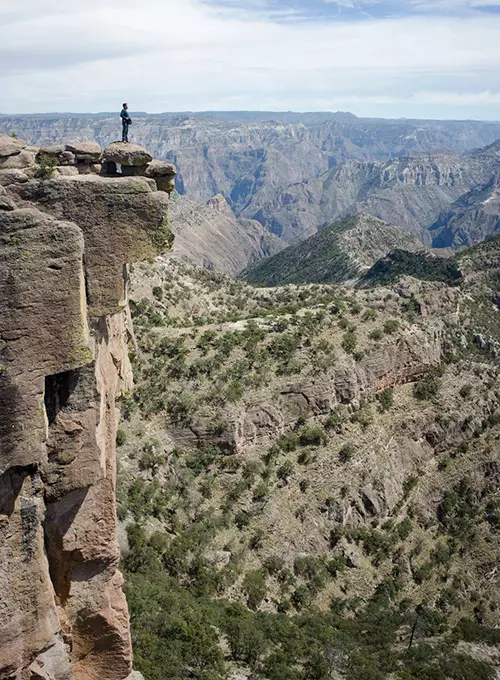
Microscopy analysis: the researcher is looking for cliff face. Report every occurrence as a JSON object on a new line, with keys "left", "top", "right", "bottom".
{"left": 0, "top": 135, "right": 173, "bottom": 680}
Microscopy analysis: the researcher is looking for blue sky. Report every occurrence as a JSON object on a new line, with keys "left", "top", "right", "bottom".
{"left": 0, "top": 0, "right": 499, "bottom": 120}
{"left": 208, "top": 0, "right": 500, "bottom": 21}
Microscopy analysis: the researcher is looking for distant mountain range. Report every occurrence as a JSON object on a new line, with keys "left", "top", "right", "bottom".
{"left": 3, "top": 111, "right": 499, "bottom": 257}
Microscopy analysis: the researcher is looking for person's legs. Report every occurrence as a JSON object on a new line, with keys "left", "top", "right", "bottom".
{"left": 122, "top": 122, "right": 128, "bottom": 142}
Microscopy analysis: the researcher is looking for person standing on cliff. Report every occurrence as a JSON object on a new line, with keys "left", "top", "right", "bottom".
{"left": 120, "top": 103, "right": 132, "bottom": 143}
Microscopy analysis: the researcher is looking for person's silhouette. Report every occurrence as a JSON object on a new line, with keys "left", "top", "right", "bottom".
{"left": 120, "top": 103, "right": 132, "bottom": 143}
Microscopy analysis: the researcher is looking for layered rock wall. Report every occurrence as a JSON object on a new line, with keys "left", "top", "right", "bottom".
{"left": 0, "top": 135, "right": 174, "bottom": 680}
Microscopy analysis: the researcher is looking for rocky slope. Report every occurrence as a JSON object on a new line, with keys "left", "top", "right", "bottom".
{"left": 115, "top": 235, "right": 500, "bottom": 680}
{"left": 430, "top": 170, "right": 500, "bottom": 248}
{"left": 3, "top": 113, "right": 500, "bottom": 252}
{"left": 168, "top": 192, "right": 282, "bottom": 274}
{"left": 242, "top": 213, "right": 422, "bottom": 286}
{"left": 0, "top": 134, "right": 173, "bottom": 680}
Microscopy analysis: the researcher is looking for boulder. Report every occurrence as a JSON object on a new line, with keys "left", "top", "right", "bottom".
{"left": 59, "top": 150, "right": 76, "bottom": 166}
{"left": 0, "top": 149, "right": 36, "bottom": 170}
{"left": 144, "top": 160, "right": 177, "bottom": 194}
{"left": 38, "top": 144, "right": 66, "bottom": 158}
{"left": 0, "top": 133, "right": 27, "bottom": 157}
{"left": 65, "top": 141, "right": 102, "bottom": 162}
{"left": 0, "top": 169, "right": 30, "bottom": 185}
{"left": 0, "top": 186, "right": 16, "bottom": 210}
{"left": 144, "top": 160, "right": 177, "bottom": 178}
{"left": 102, "top": 142, "right": 152, "bottom": 167}
{"left": 123, "top": 672, "right": 145, "bottom": 680}
{"left": 55, "top": 166, "right": 79, "bottom": 176}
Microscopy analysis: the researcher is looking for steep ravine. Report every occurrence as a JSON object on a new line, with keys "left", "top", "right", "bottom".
{"left": 0, "top": 135, "right": 173, "bottom": 680}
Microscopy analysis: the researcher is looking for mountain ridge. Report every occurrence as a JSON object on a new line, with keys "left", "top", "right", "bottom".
{"left": 243, "top": 213, "right": 422, "bottom": 286}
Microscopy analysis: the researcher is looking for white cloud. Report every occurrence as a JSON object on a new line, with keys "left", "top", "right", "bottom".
{"left": 0, "top": 0, "right": 499, "bottom": 119}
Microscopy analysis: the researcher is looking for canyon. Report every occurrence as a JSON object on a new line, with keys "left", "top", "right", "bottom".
{"left": 2, "top": 113, "right": 500, "bottom": 259}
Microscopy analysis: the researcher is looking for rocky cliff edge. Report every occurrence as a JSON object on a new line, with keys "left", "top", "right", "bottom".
{"left": 0, "top": 135, "right": 175, "bottom": 680}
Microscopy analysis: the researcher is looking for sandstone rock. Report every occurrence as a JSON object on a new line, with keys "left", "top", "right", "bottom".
{"left": 0, "top": 471, "right": 62, "bottom": 678}
{"left": 240, "top": 404, "right": 284, "bottom": 442}
{"left": 0, "top": 208, "right": 91, "bottom": 473}
{"left": 29, "top": 637, "right": 74, "bottom": 680}
{"left": 0, "top": 185, "right": 16, "bottom": 210}
{"left": 55, "top": 166, "right": 79, "bottom": 176}
{"left": 280, "top": 381, "right": 336, "bottom": 422}
{"left": 90, "top": 164, "right": 102, "bottom": 174}
{"left": 0, "top": 145, "right": 171, "bottom": 680}
{"left": 76, "top": 162, "right": 92, "bottom": 175}
{"left": 59, "top": 150, "right": 76, "bottom": 166}
{"left": 145, "top": 160, "right": 177, "bottom": 178}
{"left": 102, "top": 142, "right": 152, "bottom": 167}
{"left": 0, "top": 133, "right": 27, "bottom": 157}
{"left": 123, "top": 672, "right": 145, "bottom": 680}
{"left": 207, "top": 193, "right": 234, "bottom": 216}
{"left": 13, "top": 175, "right": 173, "bottom": 317}
{"left": 142, "top": 161, "right": 176, "bottom": 192}
{"left": 121, "top": 165, "right": 146, "bottom": 177}
{"left": 0, "top": 149, "right": 36, "bottom": 169}
{"left": 39, "top": 144, "right": 66, "bottom": 157}
{"left": 65, "top": 142, "right": 102, "bottom": 162}
{"left": 0, "top": 169, "right": 30, "bottom": 185}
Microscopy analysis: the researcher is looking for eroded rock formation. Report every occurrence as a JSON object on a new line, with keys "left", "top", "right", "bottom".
{"left": 0, "top": 134, "right": 174, "bottom": 680}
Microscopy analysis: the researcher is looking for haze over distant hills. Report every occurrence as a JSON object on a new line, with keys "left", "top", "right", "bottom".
{"left": 3, "top": 111, "right": 499, "bottom": 256}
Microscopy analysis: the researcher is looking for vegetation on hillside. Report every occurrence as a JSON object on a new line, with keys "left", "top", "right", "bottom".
{"left": 119, "top": 247, "right": 500, "bottom": 680}
{"left": 242, "top": 214, "right": 420, "bottom": 287}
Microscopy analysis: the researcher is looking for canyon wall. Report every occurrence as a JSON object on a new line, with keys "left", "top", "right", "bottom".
{"left": 0, "top": 135, "right": 173, "bottom": 680}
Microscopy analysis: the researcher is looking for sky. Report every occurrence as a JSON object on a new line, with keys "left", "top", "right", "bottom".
{"left": 1, "top": 0, "right": 500, "bottom": 120}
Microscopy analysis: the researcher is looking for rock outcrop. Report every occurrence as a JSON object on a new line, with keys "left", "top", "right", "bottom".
{"left": 0, "top": 139, "right": 174, "bottom": 680}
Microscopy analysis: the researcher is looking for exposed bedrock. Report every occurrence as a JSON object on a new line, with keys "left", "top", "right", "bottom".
{"left": 0, "top": 146, "right": 173, "bottom": 680}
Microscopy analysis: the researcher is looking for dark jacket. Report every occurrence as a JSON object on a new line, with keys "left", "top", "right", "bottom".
{"left": 120, "top": 109, "right": 131, "bottom": 125}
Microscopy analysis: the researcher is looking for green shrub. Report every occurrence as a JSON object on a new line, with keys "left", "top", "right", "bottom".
{"left": 326, "top": 555, "right": 347, "bottom": 577}
{"left": 36, "top": 154, "right": 57, "bottom": 179}
{"left": 454, "top": 618, "right": 500, "bottom": 645}
{"left": 298, "top": 425, "right": 327, "bottom": 447}
{"left": 243, "top": 570, "right": 267, "bottom": 610}
{"left": 324, "top": 408, "right": 345, "bottom": 432}
{"left": 413, "top": 375, "right": 440, "bottom": 401}
{"left": 341, "top": 329, "right": 357, "bottom": 354}
{"left": 291, "top": 584, "right": 313, "bottom": 610}
{"left": 339, "top": 442, "right": 356, "bottom": 463}
{"left": 396, "top": 518, "right": 413, "bottom": 540}
{"left": 167, "top": 394, "right": 194, "bottom": 424}
{"left": 263, "top": 555, "right": 285, "bottom": 575}
{"left": 377, "top": 387, "right": 394, "bottom": 412}
{"left": 277, "top": 432, "right": 300, "bottom": 452}
{"left": 297, "top": 478, "right": 310, "bottom": 495}
{"left": 459, "top": 384, "right": 473, "bottom": 399}
{"left": 185, "top": 446, "right": 220, "bottom": 476}
{"left": 383, "top": 318, "right": 399, "bottom": 334}
{"left": 152, "top": 286, "right": 164, "bottom": 300}
{"left": 249, "top": 529, "right": 265, "bottom": 550}
{"left": 116, "top": 428, "right": 127, "bottom": 446}
{"left": 277, "top": 461, "right": 295, "bottom": 483}
{"left": 369, "top": 328, "right": 383, "bottom": 341}
{"left": 252, "top": 482, "right": 268, "bottom": 502}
